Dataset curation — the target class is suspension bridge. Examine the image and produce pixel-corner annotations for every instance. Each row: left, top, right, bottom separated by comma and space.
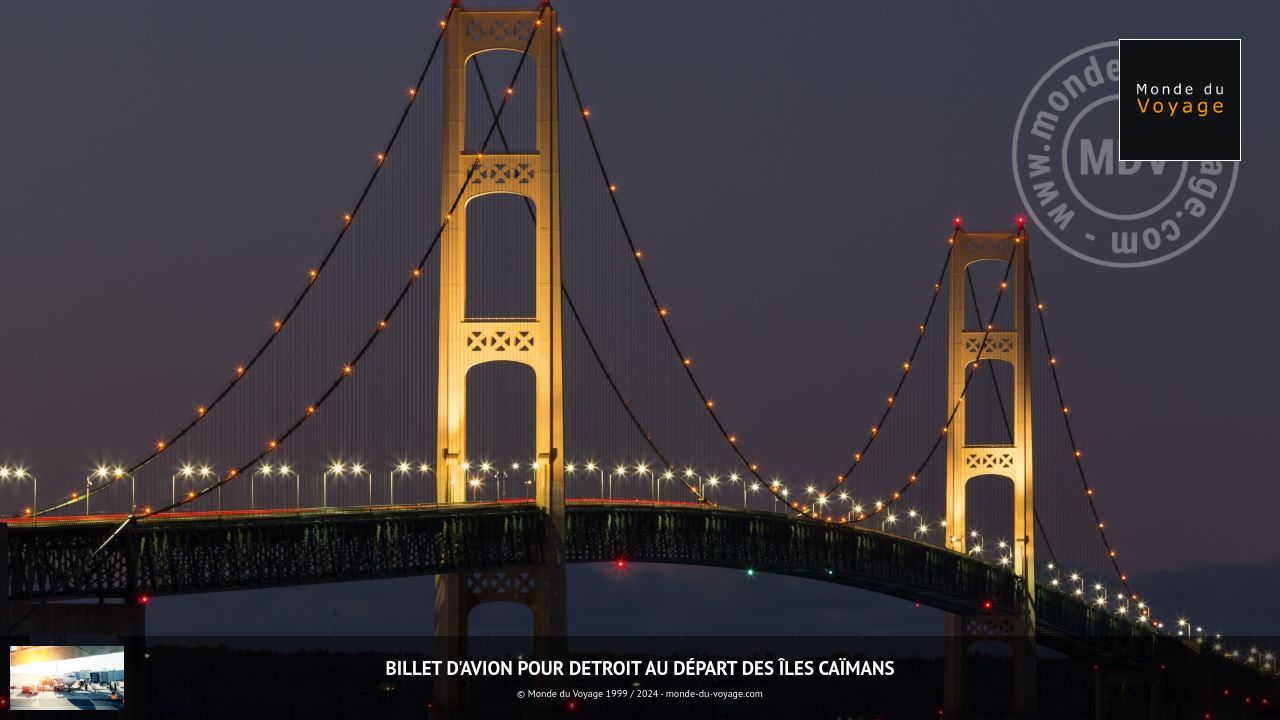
2, 4, 1273, 718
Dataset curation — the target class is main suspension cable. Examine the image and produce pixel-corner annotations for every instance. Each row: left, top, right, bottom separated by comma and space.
825, 237, 955, 494
557, 35, 801, 512
93, 3, 551, 553
1026, 258, 1134, 601
34, 5, 458, 517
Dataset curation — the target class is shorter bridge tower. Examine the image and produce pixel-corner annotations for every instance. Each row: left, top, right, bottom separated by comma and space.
942, 227, 1036, 719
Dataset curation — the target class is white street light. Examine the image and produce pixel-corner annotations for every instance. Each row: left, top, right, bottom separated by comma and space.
390, 462, 412, 506
276, 463, 300, 508
1, 466, 36, 518
323, 462, 345, 508
85, 465, 114, 515
634, 463, 651, 502
478, 461, 497, 500
173, 465, 196, 506
251, 463, 274, 509
610, 465, 627, 501
584, 461, 603, 499
703, 474, 720, 506
349, 462, 371, 506
196, 465, 214, 511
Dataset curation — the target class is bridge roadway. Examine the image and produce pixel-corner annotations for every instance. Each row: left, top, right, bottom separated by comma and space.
5, 500, 1163, 666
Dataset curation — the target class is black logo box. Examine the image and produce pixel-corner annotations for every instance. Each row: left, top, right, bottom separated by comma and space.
1119, 39, 1241, 162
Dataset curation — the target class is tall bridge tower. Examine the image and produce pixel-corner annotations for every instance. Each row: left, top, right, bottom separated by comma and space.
943, 229, 1037, 718
434, 6, 566, 717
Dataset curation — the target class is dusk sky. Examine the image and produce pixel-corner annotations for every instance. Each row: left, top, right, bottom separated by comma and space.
2, 1, 1277, 639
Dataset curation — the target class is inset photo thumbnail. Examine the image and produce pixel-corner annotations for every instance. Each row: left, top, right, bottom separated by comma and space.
9, 646, 125, 711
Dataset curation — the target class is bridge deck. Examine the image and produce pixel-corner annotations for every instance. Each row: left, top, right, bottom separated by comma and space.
5, 502, 1159, 666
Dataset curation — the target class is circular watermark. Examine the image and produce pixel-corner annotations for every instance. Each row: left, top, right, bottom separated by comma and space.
1012, 41, 1238, 268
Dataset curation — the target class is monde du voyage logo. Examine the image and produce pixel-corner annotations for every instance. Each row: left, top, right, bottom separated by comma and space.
1012, 40, 1240, 268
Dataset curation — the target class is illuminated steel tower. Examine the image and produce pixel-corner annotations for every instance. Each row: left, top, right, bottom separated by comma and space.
943, 227, 1037, 718
433, 6, 566, 717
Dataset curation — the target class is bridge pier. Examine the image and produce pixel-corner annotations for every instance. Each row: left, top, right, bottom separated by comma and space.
1093, 647, 1276, 720
433, 565, 567, 719
1093, 667, 1170, 719
943, 611, 1037, 720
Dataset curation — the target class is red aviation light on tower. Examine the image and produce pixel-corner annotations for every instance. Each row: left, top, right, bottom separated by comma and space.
953, 216, 963, 228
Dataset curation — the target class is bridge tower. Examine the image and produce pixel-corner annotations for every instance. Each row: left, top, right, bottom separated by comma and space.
433, 7, 567, 719
943, 229, 1037, 719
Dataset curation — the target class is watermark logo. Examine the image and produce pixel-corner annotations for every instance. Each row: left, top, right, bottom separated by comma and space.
1012, 41, 1238, 268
